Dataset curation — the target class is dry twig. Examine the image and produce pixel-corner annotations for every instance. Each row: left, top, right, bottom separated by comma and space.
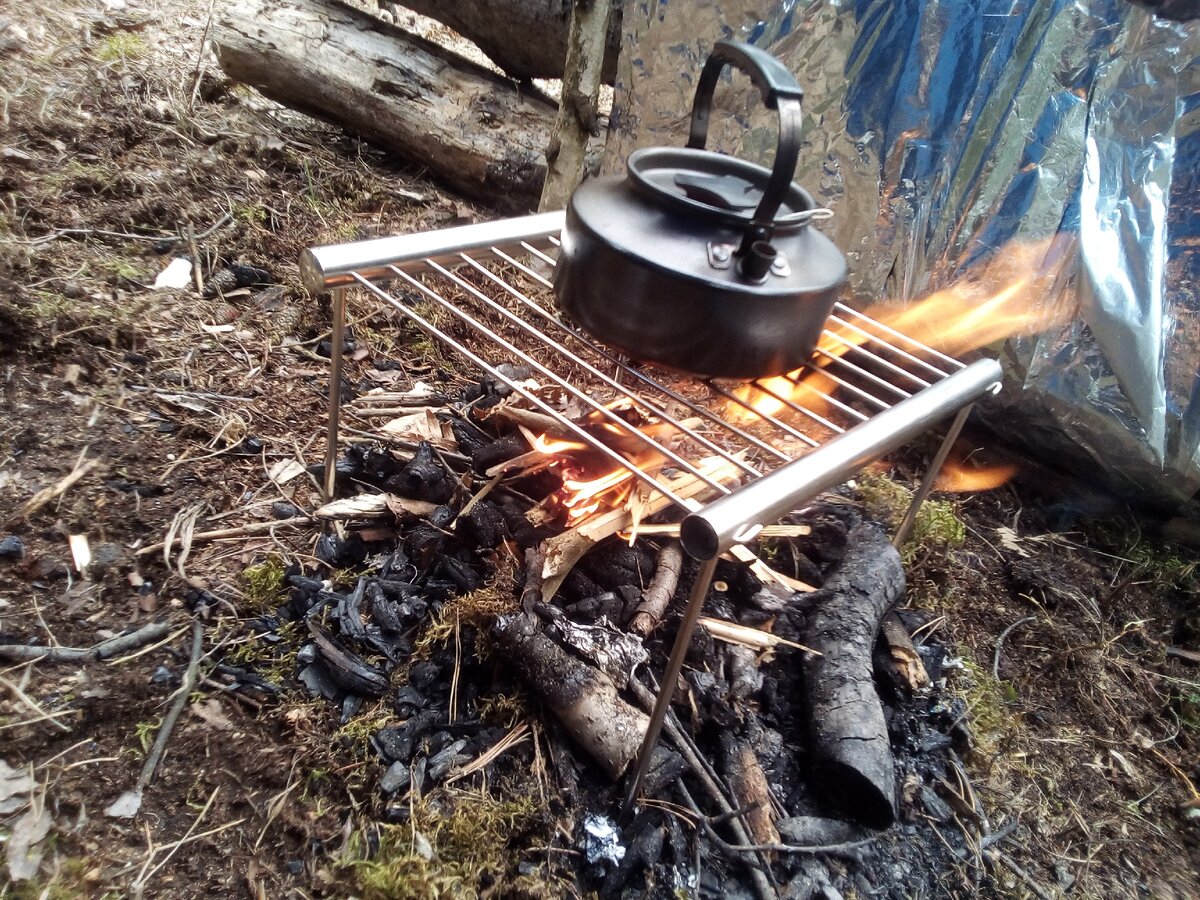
0, 622, 173, 663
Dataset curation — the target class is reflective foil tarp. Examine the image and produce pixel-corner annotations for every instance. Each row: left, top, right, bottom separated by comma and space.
604, 1, 1199, 505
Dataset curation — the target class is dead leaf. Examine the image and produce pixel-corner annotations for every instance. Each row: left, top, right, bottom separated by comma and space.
6, 802, 52, 881
268, 459, 307, 484
190, 698, 235, 731
379, 408, 457, 450
314, 494, 389, 519
0, 761, 35, 804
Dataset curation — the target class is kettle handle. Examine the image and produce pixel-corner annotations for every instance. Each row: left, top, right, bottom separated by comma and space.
686, 40, 804, 247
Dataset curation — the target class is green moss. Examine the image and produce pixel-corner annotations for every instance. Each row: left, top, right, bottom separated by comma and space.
955, 657, 1021, 759
94, 33, 145, 64
857, 472, 965, 562
345, 790, 540, 900
241, 555, 288, 610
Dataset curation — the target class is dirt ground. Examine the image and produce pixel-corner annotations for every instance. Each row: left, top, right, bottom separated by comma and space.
1, 1, 1197, 898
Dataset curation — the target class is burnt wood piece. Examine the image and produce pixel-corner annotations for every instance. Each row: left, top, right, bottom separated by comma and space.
307, 622, 389, 697
801, 521, 904, 828
492, 612, 648, 779
213, 0, 555, 211
720, 733, 781, 850
628, 541, 684, 636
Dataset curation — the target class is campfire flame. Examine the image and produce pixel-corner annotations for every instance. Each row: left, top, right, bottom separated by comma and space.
934, 459, 1018, 492
533, 238, 1072, 520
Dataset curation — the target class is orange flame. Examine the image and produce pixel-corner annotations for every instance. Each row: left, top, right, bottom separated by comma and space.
934, 459, 1018, 492
866, 237, 1075, 357
530, 433, 587, 454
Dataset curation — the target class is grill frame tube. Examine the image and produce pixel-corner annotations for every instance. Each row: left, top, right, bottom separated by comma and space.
679, 357, 1003, 560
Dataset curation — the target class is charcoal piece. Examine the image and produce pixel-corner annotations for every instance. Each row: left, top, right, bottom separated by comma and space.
641, 745, 686, 797
407, 660, 441, 693
470, 432, 528, 472
341, 694, 363, 723
384, 803, 410, 824
342, 444, 405, 490
405, 523, 446, 570
426, 738, 468, 781
665, 813, 688, 870
581, 543, 655, 590
378, 549, 412, 580
465, 363, 534, 407
204, 263, 272, 297
315, 534, 339, 565
372, 709, 441, 764
366, 584, 407, 634
604, 817, 665, 899
428, 505, 456, 529
298, 661, 341, 700
380, 761, 411, 795
561, 569, 602, 604
151, 665, 174, 686
308, 622, 388, 697
461, 500, 507, 548
393, 685, 425, 717
615, 585, 641, 621
297, 643, 318, 665
272, 501, 300, 519
335, 579, 369, 644
410, 756, 429, 795
105, 478, 162, 497
392, 441, 454, 503
436, 556, 480, 593
0, 536, 25, 561
229, 435, 265, 456
448, 417, 493, 458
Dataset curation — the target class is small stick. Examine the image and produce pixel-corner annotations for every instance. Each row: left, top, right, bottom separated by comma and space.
15, 454, 102, 522
984, 849, 1057, 900
519, 544, 547, 613
993, 616, 1036, 680
0, 622, 174, 663
0, 675, 73, 732
628, 541, 684, 636
186, 222, 203, 295
135, 516, 312, 557
698, 617, 819, 654
138, 622, 204, 791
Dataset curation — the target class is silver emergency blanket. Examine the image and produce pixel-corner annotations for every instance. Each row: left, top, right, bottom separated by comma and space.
604, 1, 1199, 505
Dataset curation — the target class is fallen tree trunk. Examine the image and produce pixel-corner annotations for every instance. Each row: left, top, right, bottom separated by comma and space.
801, 521, 904, 828
213, 0, 556, 210
390, 0, 622, 83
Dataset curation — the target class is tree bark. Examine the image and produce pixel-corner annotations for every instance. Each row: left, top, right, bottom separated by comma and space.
390, 0, 622, 83
538, 0, 613, 211
213, 0, 556, 210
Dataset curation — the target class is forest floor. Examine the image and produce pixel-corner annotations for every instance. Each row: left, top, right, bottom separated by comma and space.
0, 1, 1197, 898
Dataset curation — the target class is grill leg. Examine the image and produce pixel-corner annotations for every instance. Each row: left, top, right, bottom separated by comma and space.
622, 555, 718, 818
323, 287, 348, 503
892, 403, 973, 549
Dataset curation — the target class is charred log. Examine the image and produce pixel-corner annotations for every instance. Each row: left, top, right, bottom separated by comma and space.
798, 521, 904, 828
390, 0, 622, 84
213, 0, 555, 210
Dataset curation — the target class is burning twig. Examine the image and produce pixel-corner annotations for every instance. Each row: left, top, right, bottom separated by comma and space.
537, 455, 744, 601
628, 541, 684, 637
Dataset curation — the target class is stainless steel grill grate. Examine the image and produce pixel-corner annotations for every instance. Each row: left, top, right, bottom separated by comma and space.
306, 214, 977, 522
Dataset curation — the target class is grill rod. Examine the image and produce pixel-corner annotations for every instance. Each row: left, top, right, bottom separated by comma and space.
623, 357, 1003, 815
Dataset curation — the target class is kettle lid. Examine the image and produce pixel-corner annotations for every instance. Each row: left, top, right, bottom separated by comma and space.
627, 147, 828, 230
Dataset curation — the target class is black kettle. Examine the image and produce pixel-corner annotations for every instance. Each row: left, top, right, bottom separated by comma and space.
553, 40, 847, 379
